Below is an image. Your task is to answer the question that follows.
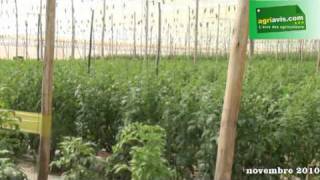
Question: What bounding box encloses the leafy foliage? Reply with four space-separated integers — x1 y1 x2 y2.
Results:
0 58 319 179
0 110 28 157
0 110 28 179
0 150 27 180
106 123 174 180
51 137 106 180
0 110 20 129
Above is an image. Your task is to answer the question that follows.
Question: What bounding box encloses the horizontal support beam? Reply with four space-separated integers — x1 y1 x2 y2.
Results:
0 109 41 134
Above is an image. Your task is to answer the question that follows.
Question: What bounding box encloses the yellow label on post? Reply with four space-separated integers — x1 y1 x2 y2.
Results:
0 109 42 134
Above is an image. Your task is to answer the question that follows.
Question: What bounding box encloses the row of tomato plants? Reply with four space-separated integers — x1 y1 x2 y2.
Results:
0 58 319 179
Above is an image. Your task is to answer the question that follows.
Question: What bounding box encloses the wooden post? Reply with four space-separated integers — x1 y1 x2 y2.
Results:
115 29 118 56
5 36 10 59
83 40 87 60
286 39 290 60
169 34 173 57
184 9 190 57
280 40 284 58
144 0 149 61
37 0 56 179
25 21 28 59
187 7 191 57
14 0 19 58
184 32 187 56
150 26 153 55
156 2 161 76
71 0 75 59
139 20 142 56
299 40 303 61
93 29 96 60
276 40 279 60
88 10 94 74
214 0 249 180
209 31 213 57
111 15 114 58
62 40 65 59
0 36 9 59
185 7 191 57
206 22 209 56
249 39 254 59
215 4 221 60
101 0 106 58
55 20 59 60
7 37 10 59
133 12 137 57
37 14 41 61
313 40 317 56
194 0 199 63
317 40 320 73
40 0 44 60
167 24 170 56
174 42 177 57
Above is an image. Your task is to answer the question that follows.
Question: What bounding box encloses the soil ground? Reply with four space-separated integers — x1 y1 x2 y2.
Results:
18 161 62 180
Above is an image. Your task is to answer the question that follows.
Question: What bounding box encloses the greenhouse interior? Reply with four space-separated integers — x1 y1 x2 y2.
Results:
0 0 319 180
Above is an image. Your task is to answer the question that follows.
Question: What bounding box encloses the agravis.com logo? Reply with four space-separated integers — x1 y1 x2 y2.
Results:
257 15 305 25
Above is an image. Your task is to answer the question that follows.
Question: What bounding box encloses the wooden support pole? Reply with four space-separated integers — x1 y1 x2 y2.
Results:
1 36 9 59
194 0 199 63
276 40 279 60
88 10 94 74
115 29 118 56
5 36 9 59
215 4 221 60
249 39 254 59
170 34 173 57
214 0 249 180
55 21 59 60
101 0 106 58
83 40 86 60
187 7 191 57
71 0 75 59
93 30 96 60
133 12 137 57
184 32 187 56
150 26 153 56
37 0 56 179
206 22 209 57
7 37 10 59
313 40 317 55
209 31 213 57
62 40 65 59
111 15 114 58
185 7 191 57
286 39 290 60
41 22 44 60
167 25 170 56
156 2 161 76
139 21 142 56
37 14 41 61
317 40 320 73
14 0 19 58
175 38 177 56
299 40 303 61
280 40 284 57
145 0 149 61
25 21 29 59
40 0 44 60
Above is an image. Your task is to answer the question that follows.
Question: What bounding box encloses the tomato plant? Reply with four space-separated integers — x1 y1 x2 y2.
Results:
0 58 319 179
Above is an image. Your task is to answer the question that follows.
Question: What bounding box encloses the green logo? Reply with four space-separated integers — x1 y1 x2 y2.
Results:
256 5 306 33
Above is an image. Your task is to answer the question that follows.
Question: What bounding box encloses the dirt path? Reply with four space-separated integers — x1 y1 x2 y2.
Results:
18 161 62 180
